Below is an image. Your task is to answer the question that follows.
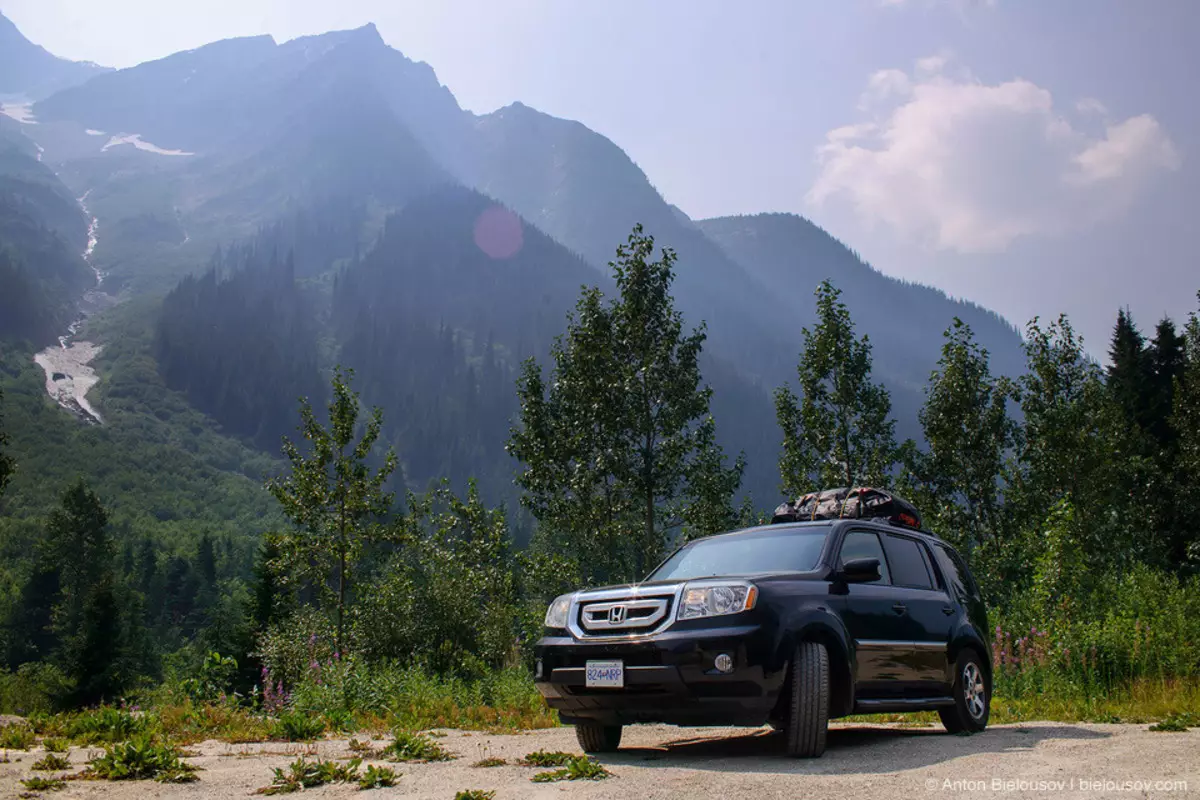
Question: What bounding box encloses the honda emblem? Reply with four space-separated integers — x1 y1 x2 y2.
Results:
607 605 627 624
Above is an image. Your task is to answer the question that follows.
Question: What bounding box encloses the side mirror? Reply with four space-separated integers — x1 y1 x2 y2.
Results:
839 557 881 583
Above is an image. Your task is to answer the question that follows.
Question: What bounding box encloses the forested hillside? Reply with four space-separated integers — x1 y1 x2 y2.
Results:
0 118 91 345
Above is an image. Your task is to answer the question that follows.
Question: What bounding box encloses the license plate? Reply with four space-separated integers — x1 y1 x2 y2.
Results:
585 660 624 688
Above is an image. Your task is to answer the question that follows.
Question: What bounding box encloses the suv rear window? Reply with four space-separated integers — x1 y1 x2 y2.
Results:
932 544 978 600
650 526 830 581
883 534 934 589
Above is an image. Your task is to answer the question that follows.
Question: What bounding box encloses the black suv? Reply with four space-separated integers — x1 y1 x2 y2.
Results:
534 519 991 757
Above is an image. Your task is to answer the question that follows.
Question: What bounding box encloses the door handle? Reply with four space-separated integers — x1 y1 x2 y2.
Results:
942 606 955 616
891 602 907 614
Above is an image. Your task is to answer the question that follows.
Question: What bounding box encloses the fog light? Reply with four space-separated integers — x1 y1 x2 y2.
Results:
535 659 544 679
714 653 734 673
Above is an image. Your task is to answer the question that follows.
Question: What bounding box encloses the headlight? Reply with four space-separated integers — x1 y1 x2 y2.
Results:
544 594 573 628
678 581 758 620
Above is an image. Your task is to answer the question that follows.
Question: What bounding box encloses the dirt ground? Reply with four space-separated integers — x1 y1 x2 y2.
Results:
2 722 1198 799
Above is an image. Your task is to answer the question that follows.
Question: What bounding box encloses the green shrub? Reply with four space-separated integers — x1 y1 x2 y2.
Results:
21 776 67 792
0 722 35 750
0 662 74 715
383 730 454 762
87 735 198 782
1149 713 1198 732
519 749 576 767
66 707 153 744
31 752 72 770
455 791 496 800
358 764 399 789
472 757 507 767
41 737 69 753
531 755 611 782
268 711 325 742
257 757 362 795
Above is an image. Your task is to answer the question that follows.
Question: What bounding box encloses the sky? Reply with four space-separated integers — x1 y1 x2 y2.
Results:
4 0 1198 355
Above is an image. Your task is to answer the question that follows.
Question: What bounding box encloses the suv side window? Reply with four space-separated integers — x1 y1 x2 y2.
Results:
932 544 975 600
839 531 891 584
882 534 934 589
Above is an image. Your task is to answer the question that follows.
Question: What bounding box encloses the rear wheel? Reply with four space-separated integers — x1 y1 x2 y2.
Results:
939 649 990 734
575 721 622 753
785 640 829 757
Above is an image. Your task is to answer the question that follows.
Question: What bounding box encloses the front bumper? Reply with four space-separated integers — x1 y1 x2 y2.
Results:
533 623 785 726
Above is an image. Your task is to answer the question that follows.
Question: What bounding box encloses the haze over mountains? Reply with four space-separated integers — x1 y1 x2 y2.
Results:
0 13 1024 521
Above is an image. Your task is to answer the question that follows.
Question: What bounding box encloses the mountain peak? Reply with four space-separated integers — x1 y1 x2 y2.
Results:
0 10 109 99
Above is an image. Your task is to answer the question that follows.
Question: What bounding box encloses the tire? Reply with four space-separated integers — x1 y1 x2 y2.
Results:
939 649 990 734
785 640 830 757
575 721 622 753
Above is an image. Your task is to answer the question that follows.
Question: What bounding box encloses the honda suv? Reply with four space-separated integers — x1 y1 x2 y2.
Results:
533 519 991 757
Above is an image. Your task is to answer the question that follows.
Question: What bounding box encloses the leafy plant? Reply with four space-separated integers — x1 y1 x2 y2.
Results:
472 757 507 767
519 749 576 767
455 791 496 800
31 752 71 770
86 735 198 782
358 764 399 789
531 755 611 782
257 757 362 795
1149 713 1198 732
21 775 67 791
268 711 325 742
383 730 454 762
40 737 69 753
66 707 152 744
0 723 35 750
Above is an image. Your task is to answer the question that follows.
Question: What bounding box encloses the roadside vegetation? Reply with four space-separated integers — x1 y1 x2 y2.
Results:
1 227 1199 745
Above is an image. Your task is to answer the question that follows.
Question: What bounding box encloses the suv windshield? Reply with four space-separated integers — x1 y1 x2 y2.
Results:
649 525 830 581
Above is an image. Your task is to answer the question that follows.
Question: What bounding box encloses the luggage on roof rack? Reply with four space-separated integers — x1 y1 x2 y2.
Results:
771 486 922 530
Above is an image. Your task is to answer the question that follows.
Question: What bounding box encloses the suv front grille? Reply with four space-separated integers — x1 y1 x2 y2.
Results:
580 597 669 633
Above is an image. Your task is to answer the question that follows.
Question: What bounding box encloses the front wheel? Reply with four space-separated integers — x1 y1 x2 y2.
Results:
939 649 990 734
575 721 622 753
785 640 830 757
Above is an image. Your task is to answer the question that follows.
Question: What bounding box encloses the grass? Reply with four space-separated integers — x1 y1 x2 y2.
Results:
530 755 611 782
86 735 199 783
257 757 366 794
31 752 71 771
472 756 507 767
519 749 577 767
455 791 496 800
382 730 455 762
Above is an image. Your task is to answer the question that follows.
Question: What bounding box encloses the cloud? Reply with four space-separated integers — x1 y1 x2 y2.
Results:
808 58 1180 253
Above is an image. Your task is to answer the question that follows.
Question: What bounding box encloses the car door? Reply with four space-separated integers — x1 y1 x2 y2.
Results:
880 533 954 696
835 529 912 697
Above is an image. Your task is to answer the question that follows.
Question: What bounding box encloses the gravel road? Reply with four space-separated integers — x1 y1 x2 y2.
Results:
2 722 1197 799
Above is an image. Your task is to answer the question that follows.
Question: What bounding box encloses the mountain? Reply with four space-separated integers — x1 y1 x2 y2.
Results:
5 22 1030 529
697 213 1025 422
0 11 108 100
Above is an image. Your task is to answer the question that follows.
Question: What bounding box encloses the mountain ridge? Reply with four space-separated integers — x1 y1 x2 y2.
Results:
0 11 109 100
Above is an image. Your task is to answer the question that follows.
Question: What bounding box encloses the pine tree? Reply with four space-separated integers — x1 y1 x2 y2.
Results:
0 387 14 499
1107 308 1151 429
1147 317 1186 451
267 366 397 655
508 225 743 584
1171 293 1200 567
775 280 896 497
